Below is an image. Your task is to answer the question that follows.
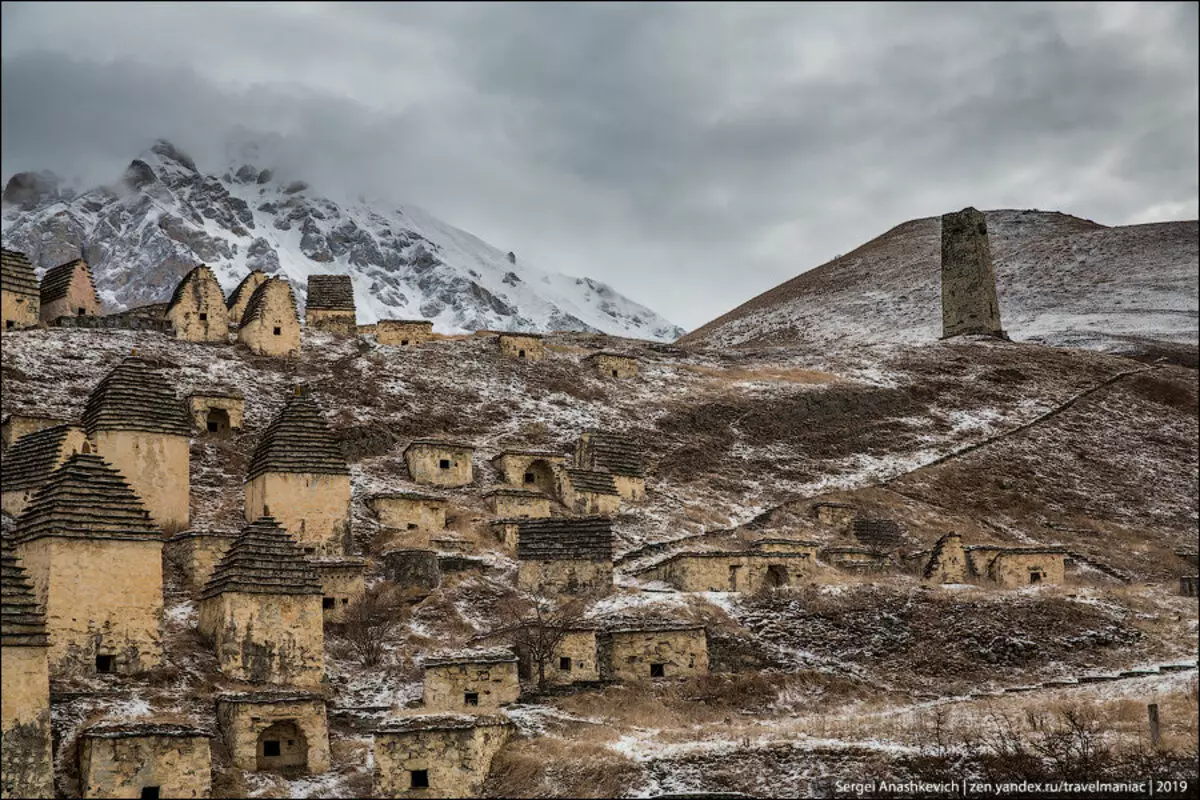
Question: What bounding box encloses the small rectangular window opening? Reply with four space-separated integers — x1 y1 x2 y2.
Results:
464 691 479 706
524 472 536 484
207 421 219 432
559 656 572 671
439 459 451 469
263 740 281 757
273 326 282 335
77 307 86 315
141 788 161 800
323 597 336 609
410 770 429 789
650 663 665 678
96 654 115 673
401 339 409 345
5 320 14 329
612 369 619 377
199 312 208 321
518 349 525 358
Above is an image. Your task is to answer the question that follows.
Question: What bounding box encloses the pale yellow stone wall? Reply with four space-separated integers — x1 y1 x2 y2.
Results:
187 396 244 433
2 415 66 449
754 540 819 555
1 646 53 800
377 321 434 346
560 483 621 516
813 504 856 531
91 430 190 533
1 426 87 518
423 660 520 711
79 733 211 799
590 354 638 378
245 472 352 556
490 453 563 493
164 534 236 590
925 535 969 584
611 474 645 502
167 271 229 343
607 628 708 682
226 273 268 328
1 290 39 333
547 630 599 685
40 265 100 322
314 562 366 623
373 719 512 799
306 308 357 336
238 283 300 357
405 445 474 487
517 559 613 597
370 496 446 533
982 551 1066 588
648 554 814 593
198 592 324 687
217 697 330 773
19 537 162 677
487 493 550 519
497 335 544 361
490 522 520 554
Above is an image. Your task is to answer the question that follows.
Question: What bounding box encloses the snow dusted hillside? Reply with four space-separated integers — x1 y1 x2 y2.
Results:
0 139 685 340
681 209 1198 355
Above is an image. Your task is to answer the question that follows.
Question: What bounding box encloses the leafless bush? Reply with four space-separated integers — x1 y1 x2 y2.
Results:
475 591 588 691
337 581 416 667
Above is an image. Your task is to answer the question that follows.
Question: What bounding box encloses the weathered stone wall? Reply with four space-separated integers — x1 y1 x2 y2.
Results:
78 733 211 799
405 446 473 487
423 660 520 711
604 628 709 682
373 717 512 799
381 550 441 593
611 474 646 502
244 472 352 556
546 630 599 685
198 592 324 686
216 696 330 773
2 415 66 450
489 522 520 554
488 493 550 519
19 537 162 677
314 561 366 623
941 207 1005 339
164 533 237 591
306 308 357 336
560 484 621 516
647 553 813 593
1 646 52 800
187 396 244 434
822 549 889 572
168 273 229 343
753 540 819 555
497 335 544 361
1 290 39 333
377 321 433 346
517 559 613 598
370 496 446 533
590 354 638 378
924 534 969 584
226 273 268 328
40 265 100 322
238 285 300 357
91 429 190 533
490 454 562 495
987 552 1066 588
812 503 856 531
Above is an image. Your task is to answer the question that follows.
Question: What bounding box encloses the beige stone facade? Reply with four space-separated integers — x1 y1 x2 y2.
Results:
752 538 820 555
245 472 353 555
485 488 550 519
924 533 969 584
559 477 621 516
306 308 357 336
313 558 367 623
967 546 1066 588
2 413 69 450
545 629 599 686
602 626 709 682
39 259 101 323
164 531 237 590
641 551 815 593
377 320 434 346
369 493 447 534
422 651 520 712
1 646 52 799
91 430 191 532
225 271 268 329
821 547 890 572
216 693 330 774
517 559 614 598
198 592 324 687
404 441 475 487
611 474 645 502
78 722 212 799
1 261 39 332
187 393 244 436
238 279 301 357
497 333 544 361
585 352 639 378
373 714 512 799
489 451 564 495
166 265 229 343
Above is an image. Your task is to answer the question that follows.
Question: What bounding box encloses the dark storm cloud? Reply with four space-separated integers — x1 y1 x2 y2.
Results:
2 2 1196 329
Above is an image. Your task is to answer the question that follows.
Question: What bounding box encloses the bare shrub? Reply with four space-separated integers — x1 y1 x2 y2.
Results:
336 581 416 667
475 591 588 691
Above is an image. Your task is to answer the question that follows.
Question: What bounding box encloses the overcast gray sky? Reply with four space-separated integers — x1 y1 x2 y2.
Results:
2 1 1196 330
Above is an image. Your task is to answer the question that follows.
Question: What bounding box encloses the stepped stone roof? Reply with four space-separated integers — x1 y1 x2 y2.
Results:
1 248 39 297
199 516 323 599
167 264 224 312
851 518 904 550
216 690 323 705
306 275 355 311
424 647 517 668
246 393 348 480
240 278 298 327
12 453 161 544
583 351 637 361
40 258 98 305
577 431 644 477
1 424 83 492
376 713 511 734
226 270 267 310
80 721 212 739
379 318 433 326
483 487 545 498
563 468 619 496
404 438 476 454
964 545 1068 555
2 537 49 647
516 516 613 561
83 357 190 437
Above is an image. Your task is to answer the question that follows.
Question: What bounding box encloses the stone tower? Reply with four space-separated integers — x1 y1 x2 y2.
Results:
226 269 268 328
923 532 968 584
165 264 229 343
1 538 53 799
573 430 646 501
198 517 324 686
940 207 1006 339
1 247 40 332
238 278 301 356
305 275 357 336
38 258 101 323
0 423 88 517
245 390 351 555
83 357 192 532
12 452 164 677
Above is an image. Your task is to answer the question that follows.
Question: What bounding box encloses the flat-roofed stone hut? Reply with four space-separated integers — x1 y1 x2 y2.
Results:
377 319 434 346
187 390 245 436
583 351 639 378
573 430 645 501
216 691 330 774
966 545 1067 588
639 547 817 593
238 278 300 356
1 247 40 331
373 713 512 799
599 624 709 682
165 264 229 342
1 424 88 517
368 492 448 535
404 439 475 487
483 487 550 519
39 258 101 323
516 516 614 597
497 332 544 361
422 648 520 712
490 450 564 495
305 274 357 335
77 721 212 800
225 270 268 328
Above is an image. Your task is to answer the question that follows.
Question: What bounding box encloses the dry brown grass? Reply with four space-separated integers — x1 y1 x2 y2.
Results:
681 364 842 384
487 736 643 799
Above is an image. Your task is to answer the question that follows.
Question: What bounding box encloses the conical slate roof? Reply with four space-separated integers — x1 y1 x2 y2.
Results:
82 357 191 436
306 275 355 311
1 537 49 647
246 393 348 480
199 517 322 599
1 424 83 492
1 247 39 297
12 452 161 543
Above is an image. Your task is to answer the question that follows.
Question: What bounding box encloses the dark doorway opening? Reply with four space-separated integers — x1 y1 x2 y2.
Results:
765 564 788 588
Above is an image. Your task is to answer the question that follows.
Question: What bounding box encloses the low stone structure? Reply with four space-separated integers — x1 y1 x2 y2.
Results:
422 649 520 711
821 546 891 573
540 628 599 686
600 625 709 682
1 412 70 450
373 713 512 799
164 530 238 590
1 247 40 332
187 391 245 436
923 532 969 584
225 270 268 328
77 721 212 799
83 356 192 531
583 351 639 378
810 501 856 531
238 278 300 357
12 452 163 677
496 333 544 361
198 517 325 687
305 275 357 335
941 206 1006 339
430 535 475 555
312 557 367 623
1 539 53 800
216 692 330 774
484 487 551 519
516 517 614 597
966 545 1067 588
166 264 229 343
639 548 817 593
377 319 434 346
1 424 88 517
573 430 645 501
560 468 621 515
489 450 564 495
368 492 448 535
50 312 173 333
752 538 819 554
381 549 441 594
404 440 475 487
39 258 101 323
245 390 351 555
